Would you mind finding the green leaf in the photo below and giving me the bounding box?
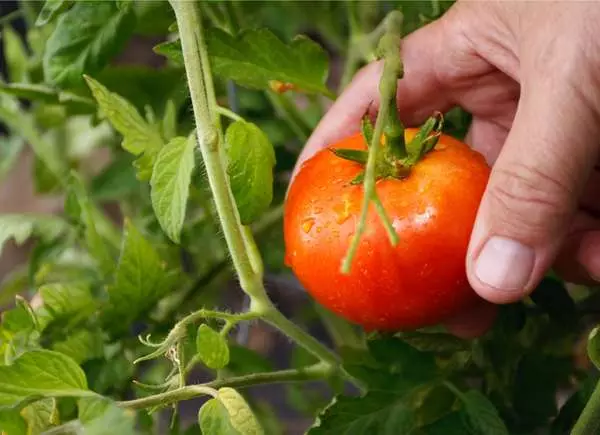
[0,267,29,307]
[52,329,104,364]
[0,409,26,435]
[406,112,443,162]
[513,353,570,430]
[79,397,137,435]
[199,398,241,435]
[420,411,470,435]
[217,388,264,435]
[43,1,135,87]
[106,220,174,324]
[343,337,436,393]
[0,350,89,409]
[331,148,368,164]
[460,390,509,435]
[0,136,24,182]
[162,99,178,141]
[3,26,28,83]
[396,331,469,353]
[309,392,415,434]
[415,385,458,428]
[0,82,95,113]
[0,95,69,185]
[1,304,35,335]
[225,121,276,225]
[153,40,183,65]
[150,136,196,243]
[33,154,62,194]
[90,155,138,201]
[0,82,54,102]
[39,282,95,321]
[21,398,59,435]
[530,277,577,326]
[86,355,134,396]
[84,75,163,156]
[66,174,116,277]
[133,1,174,36]
[35,0,73,26]
[207,28,333,96]
[196,324,230,370]
[226,345,274,376]
[0,214,68,257]
[94,66,184,115]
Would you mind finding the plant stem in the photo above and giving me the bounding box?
[216,106,243,122]
[341,11,404,274]
[242,226,264,278]
[119,363,333,410]
[340,100,388,273]
[572,379,600,435]
[170,0,265,302]
[257,301,339,367]
[338,6,388,93]
[170,0,345,375]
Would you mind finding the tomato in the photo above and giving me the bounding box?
[284,129,490,331]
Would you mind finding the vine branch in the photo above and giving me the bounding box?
[170,0,343,371]
[119,362,333,410]
[341,11,404,274]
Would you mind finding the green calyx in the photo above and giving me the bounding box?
[332,110,444,184]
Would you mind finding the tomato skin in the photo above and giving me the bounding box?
[284,130,491,331]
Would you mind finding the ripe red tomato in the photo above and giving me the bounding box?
[284,129,491,331]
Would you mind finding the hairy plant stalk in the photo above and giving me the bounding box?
[119,363,333,410]
[170,0,341,369]
[341,11,404,273]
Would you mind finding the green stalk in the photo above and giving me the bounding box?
[257,302,339,367]
[171,0,264,301]
[340,11,404,274]
[572,379,600,435]
[338,4,389,92]
[170,0,342,369]
[119,363,333,410]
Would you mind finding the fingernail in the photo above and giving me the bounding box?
[474,236,535,291]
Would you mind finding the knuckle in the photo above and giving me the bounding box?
[487,162,574,238]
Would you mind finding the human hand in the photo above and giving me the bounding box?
[294,1,600,336]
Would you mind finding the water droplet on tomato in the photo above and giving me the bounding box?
[333,197,352,224]
[301,218,315,233]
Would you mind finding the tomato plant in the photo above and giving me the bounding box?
[0,1,598,434]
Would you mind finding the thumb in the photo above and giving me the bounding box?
[467,79,599,304]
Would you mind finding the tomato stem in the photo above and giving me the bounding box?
[341,11,404,274]
[170,0,346,380]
